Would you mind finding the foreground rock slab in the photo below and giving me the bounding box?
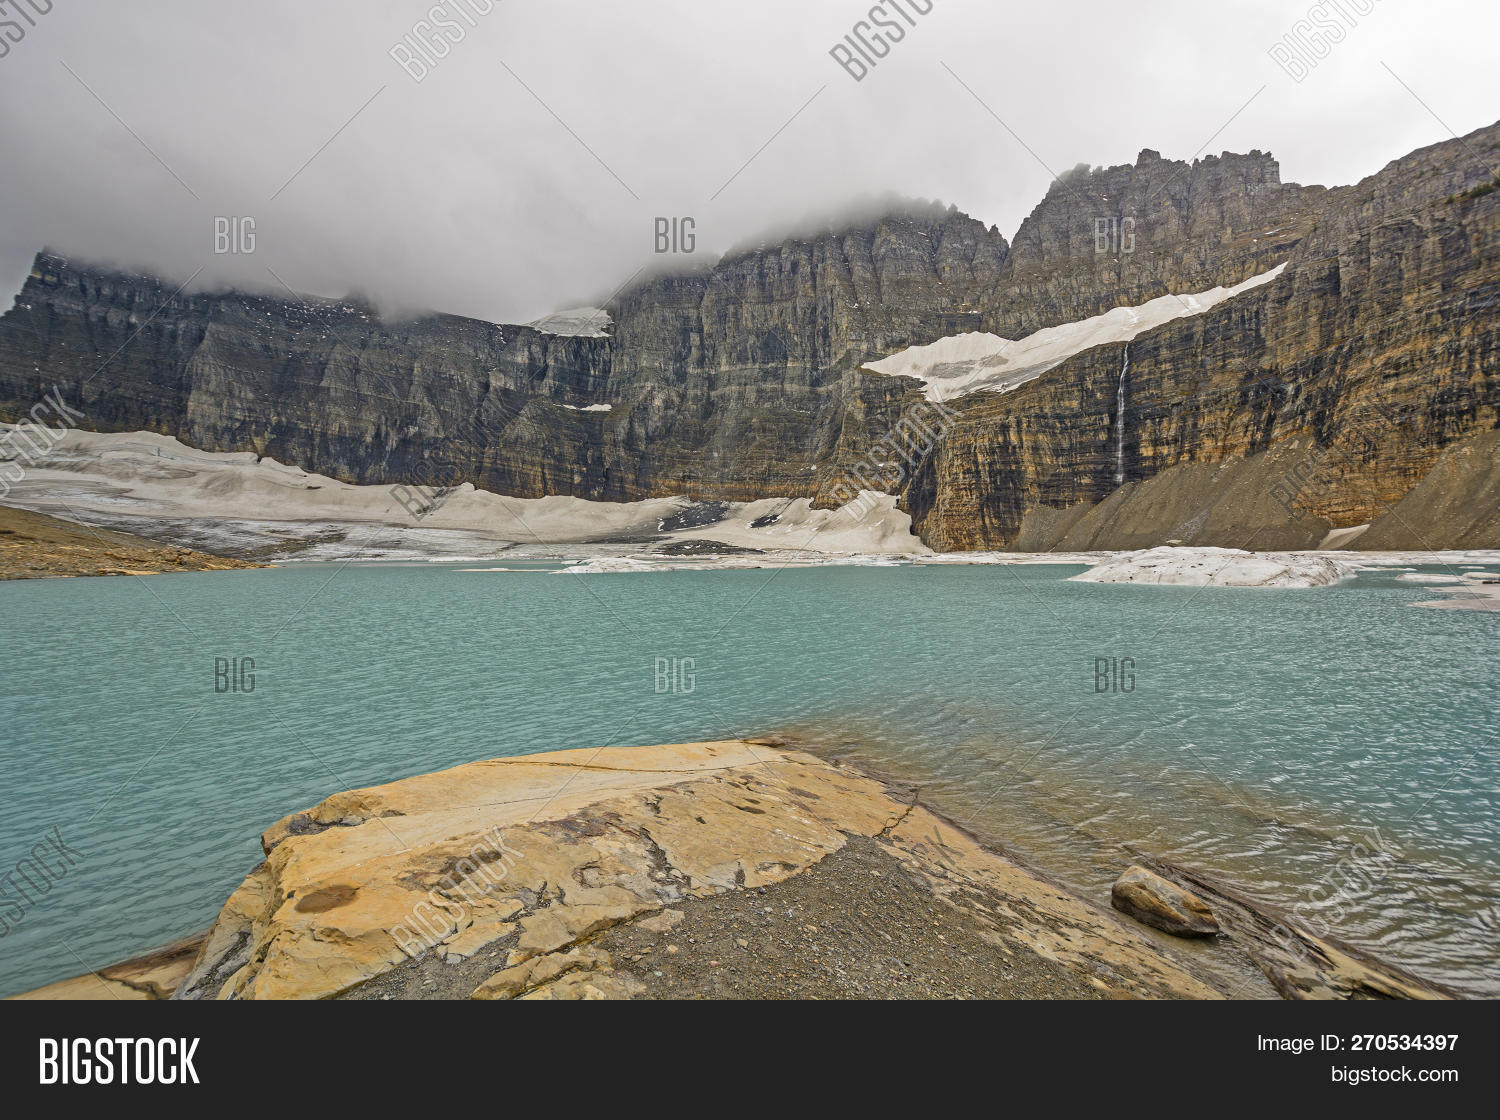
[170,741,1223,1000]
[8,934,205,1001]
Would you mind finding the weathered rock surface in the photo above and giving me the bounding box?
[1126,856,1461,1000]
[168,741,1224,1000]
[21,745,1463,1001]
[6,933,205,1001]
[1111,865,1220,937]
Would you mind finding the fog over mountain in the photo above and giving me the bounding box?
[2,0,1497,323]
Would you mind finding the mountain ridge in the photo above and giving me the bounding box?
[2,120,1496,549]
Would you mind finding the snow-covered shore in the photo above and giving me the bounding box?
[0,426,927,562]
[5,427,1498,578]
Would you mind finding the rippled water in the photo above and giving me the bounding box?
[0,561,1495,996]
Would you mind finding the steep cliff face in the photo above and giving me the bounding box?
[908,123,1500,550]
[590,204,1011,501]
[2,126,1496,549]
[0,205,1007,504]
[0,266,619,498]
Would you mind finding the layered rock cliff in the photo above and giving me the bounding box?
[0,204,1010,505]
[909,123,1500,550]
[2,124,1496,550]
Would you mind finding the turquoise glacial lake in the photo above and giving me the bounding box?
[0,561,1495,996]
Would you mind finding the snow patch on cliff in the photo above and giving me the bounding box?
[866,263,1287,402]
[528,307,612,337]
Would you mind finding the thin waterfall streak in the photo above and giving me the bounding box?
[1114,343,1129,485]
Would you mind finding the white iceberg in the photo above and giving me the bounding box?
[1069,545,1353,588]
[558,557,660,574]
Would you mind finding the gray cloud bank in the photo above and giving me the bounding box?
[1,0,1496,324]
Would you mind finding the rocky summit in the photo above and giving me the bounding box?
[2,125,1496,551]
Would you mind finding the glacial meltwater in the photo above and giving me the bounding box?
[1,561,1495,996]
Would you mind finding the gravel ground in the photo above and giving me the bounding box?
[594,836,1109,1000]
[347,836,1113,1000]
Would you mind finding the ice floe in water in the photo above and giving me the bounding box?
[1069,545,1353,588]
[557,557,660,574]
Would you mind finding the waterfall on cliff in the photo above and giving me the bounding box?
[1114,343,1129,484]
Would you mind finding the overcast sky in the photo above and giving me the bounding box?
[2,0,1496,323]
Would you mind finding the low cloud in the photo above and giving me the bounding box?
[2,0,1496,324]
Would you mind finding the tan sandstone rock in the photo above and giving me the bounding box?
[1111,865,1221,937]
[162,740,1222,1000]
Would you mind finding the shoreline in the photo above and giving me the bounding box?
[3,497,1496,587]
[3,425,1498,567]
[9,738,1459,1001]
[0,505,266,580]
[7,528,1495,613]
